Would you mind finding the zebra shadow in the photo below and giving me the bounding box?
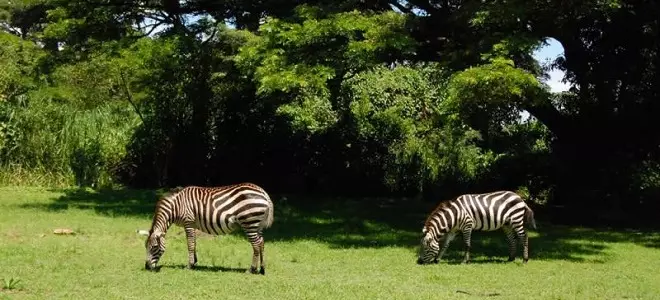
[160,264,248,273]
[444,258,512,265]
[415,225,612,264]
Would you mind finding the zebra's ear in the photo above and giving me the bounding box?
[422,227,428,234]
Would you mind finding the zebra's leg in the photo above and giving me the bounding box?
[258,233,265,275]
[520,230,530,263]
[244,231,264,275]
[512,223,529,263]
[503,226,517,262]
[434,232,454,263]
[461,227,473,264]
[184,227,197,269]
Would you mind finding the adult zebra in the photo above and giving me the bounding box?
[416,190,536,265]
[144,183,274,275]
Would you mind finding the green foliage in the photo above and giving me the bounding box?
[38,0,140,56]
[7,97,139,188]
[343,64,494,191]
[0,32,41,163]
[0,106,20,159]
[0,32,41,102]
[449,57,543,111]
[117,26,264,187]
[630,159,660,206]
[2,277,21,290]
[446,56,546,141]
[1,34,142,188]
[2,0,657,215]
[236,7,416,133]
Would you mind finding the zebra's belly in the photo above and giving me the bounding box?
[479,227,503,232]
[472,223,505,231]
[193,217,239,235]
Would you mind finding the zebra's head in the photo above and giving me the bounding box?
[144,230,166,271]
[417,226,440,265]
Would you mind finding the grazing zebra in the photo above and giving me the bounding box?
[144,183,274,275]
[416,190,536,265]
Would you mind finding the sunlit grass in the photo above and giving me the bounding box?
[1,187,659,299]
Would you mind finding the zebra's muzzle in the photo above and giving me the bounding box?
[145,261,159,271]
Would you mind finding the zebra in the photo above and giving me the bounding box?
[144,183,274,275]
[416,190,536,265]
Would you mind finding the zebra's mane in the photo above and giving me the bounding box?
[148,191,180,234]
[423,198,455,228]
[164,186,185,196]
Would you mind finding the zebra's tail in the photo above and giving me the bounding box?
[524,205,537,230]
[260,192,275,230]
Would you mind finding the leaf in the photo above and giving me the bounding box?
[53,228,75,235]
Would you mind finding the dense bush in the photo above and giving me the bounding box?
[0,33,140,187]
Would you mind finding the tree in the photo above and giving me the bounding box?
[464,0,660,208]
[235,6,416,133]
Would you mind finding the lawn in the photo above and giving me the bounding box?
[1,186,659,299]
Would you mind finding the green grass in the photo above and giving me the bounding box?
[1,187,660,299]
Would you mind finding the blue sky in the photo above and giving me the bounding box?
[532,38,569,92]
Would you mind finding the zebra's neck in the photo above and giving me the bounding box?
[150,214,171,235]
[149,196,178,235]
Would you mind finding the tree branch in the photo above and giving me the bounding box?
[143,21,165,36]
[200,26,217,46]
[119,70,145,124]
[522,97,570,139]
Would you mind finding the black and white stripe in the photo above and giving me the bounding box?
[144,183,274,274]
[417,190,536,265]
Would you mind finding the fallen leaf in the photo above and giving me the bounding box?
[53,228,75,235]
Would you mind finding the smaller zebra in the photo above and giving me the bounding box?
[144,183,274,274]
[417,190,536,265]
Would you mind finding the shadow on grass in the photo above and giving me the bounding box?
[19,187,160,217]
[437,226,613,264]
[16,187,660,263]
[160,264,248,273]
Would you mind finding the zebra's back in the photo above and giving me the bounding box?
[176,183,274,235]
[425,190,530,233]
[456,190,529,231]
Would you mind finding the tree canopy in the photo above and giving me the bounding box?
[1,0,658,221]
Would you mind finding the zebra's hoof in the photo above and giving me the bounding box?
[507,257,516,262]
[259,267,265,275]
[187,264,196,270]
[523,258,529,264]
[248,266,258,274]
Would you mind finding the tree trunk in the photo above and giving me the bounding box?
[183,46,212,186]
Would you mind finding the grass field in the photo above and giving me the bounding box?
[1,186,660,299]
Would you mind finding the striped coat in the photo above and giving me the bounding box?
[144,183,274,275]
[417,190,536,265]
